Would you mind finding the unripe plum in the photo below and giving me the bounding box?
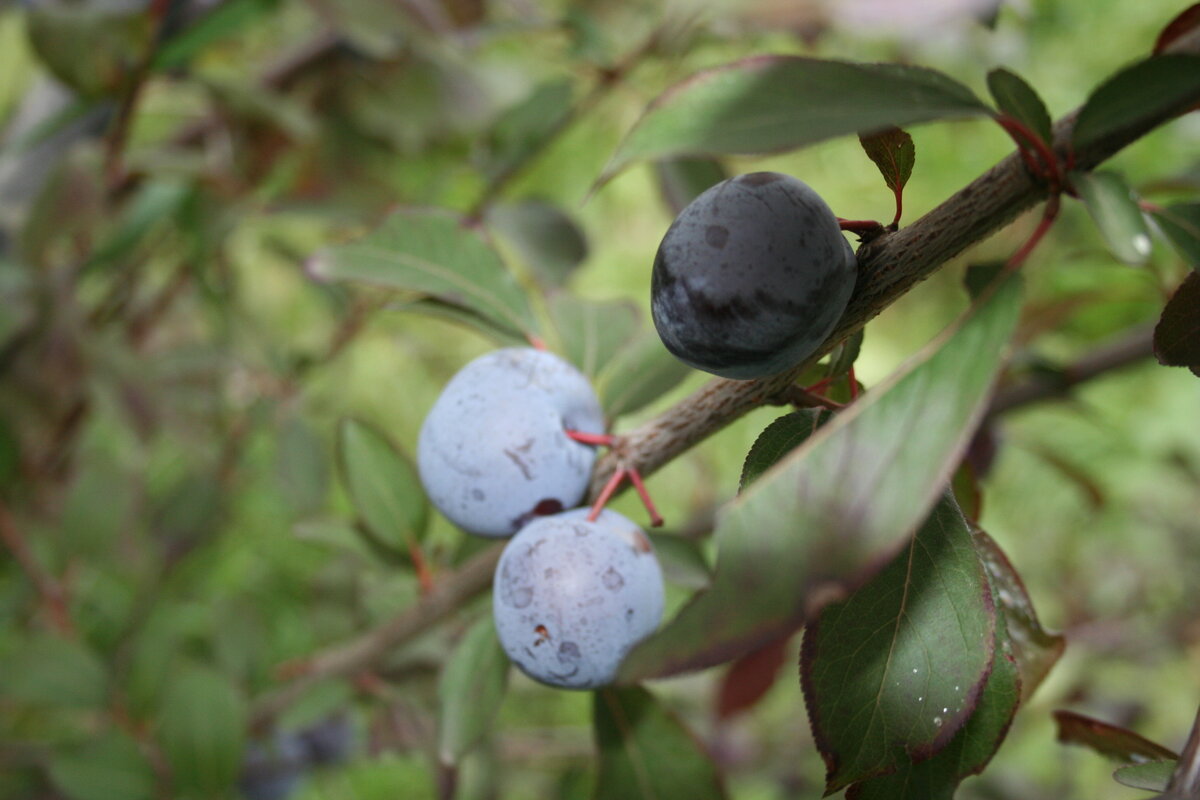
[418,348,605,538]
[492,508,664,690]
[651,172,857,380]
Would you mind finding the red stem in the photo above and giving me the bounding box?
[587,468,627,522]
[1006,194,1061,270]
[995,114,1062,189]
[891,186,904,228]
[838,218,885,234]
[627,469,664,528]
[565,430,616,447]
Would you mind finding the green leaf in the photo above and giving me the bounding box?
[26,4,152,97]
[654,158,728,216]
[1071,170,1153,265]
[972,530,1064,701]
[483,79,574,180]
[1151,202,1200,267]
[276,417,330,518]
[311,208,538,340]
[647,533,712,590]
[1113,761,1177,792]
[1053,710,1179,763]
[826,329,864,379]
[987,68,1053,145]
[0,634,108,708]
[48,734,156,800]
[153,0,281,71]
[1154,272,1200,371]
[739,410,833,492]
[549,294,640,379]
[85,179,193,273]
[156,664,247,797]
[593,687,727,800]
[602,56,990,181]
[858,127,916,194]
[963,261,1008,300]
[438,615,510,766]
[397,298,531,347]
[802,496,997,792]
[846,610,1022,800]
[597,334,692,418]
[338,419,429,558]
[1072,54,1200,152]
[617,275,1022,683]
[486,200,589,288]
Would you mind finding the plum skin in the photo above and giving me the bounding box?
[651,171,858,380]
[417,348,605,538]
[492,508,665,690]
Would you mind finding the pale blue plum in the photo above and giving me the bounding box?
[651,172,858,380]
[418,348,605,538]
[492,508,665,690]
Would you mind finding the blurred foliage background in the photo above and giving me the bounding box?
[0,0,1197,798]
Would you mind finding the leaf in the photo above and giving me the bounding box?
[1151,202,1200,267]
[157,664,247,797]
[486,200,589,288]
[48,735,156,800]
[483,79,574,180]
[602,56,990,182]
[549,294,640,379]
[0,634,108,708]
[1071,170,1153,265]
[593,687,727,800]
[84,179,193,273]
[276,417,330,518]
[1155,4,1200,55]
[802,495,997,792]
[858,127,916,194]
[26,4,152,97]
[1114,761,1177,792]
[310,208,538,340]
[617,275,1022,683]
[647,533,712,590]
[826,330,864,379]
[338,419,429,558]
[987,68,1053,145]
[1053,710,1180,763]
[738,410,833,492]
[964,261,1008,300]
[1154,272,1200,371]
[397,298,530,347]
[597,334,692,418]
[1072,54,1200,152]
[715,634,791,721]
[153,0,281,71]
[654,158,728,216]
[437,616,510,766]
[846,619,1021,800]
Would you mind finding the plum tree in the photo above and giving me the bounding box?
[492,508,665,689]
[417,348,606,537]
[651,172,858,379]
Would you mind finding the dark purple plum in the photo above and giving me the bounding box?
[651,172,857,380]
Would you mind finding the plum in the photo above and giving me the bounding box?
[418,348,605,538]
[651,171,857,380]
[492,508,664,690]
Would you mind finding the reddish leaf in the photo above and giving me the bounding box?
[715,633,792,721]
[973,531,1064,702]
[1154,272,1200,370]
[1053,710,1179,763]
[1154,4,1200,55]
[858,127,915,195]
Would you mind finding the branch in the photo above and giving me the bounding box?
[0,500,74,635]
[590,39,1200,496]
[1167,705,1200,797]
[985,324,1155,418]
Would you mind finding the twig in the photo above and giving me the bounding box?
[588,37,1200,498]
[249,541,503,728]
[1167,705,1200,797]
[0,500,74,635]
[986,324,1155,418]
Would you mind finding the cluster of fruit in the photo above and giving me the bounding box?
[417,171,856,689]
[417,348,665,690]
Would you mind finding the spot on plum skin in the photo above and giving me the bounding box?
[705,224,729,249]
[602,567,624,591]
